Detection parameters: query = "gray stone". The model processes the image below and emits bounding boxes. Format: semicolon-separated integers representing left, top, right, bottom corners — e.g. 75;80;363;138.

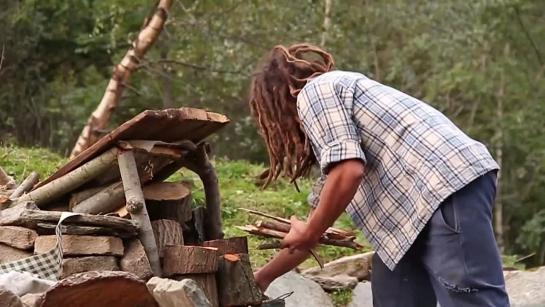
61;256;119;278
348;282;373;307
0;289;23;307
265;271;333;307
505;267;545;307
120;239;153;280
0;243;32;263
0;226;37;250
20;293;44;307
34;235;124;256
306;274;358;291
303;251;374;281
146;277;211;307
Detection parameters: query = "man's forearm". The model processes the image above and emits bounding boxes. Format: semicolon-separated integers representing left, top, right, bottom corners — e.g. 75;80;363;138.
254;249;310;290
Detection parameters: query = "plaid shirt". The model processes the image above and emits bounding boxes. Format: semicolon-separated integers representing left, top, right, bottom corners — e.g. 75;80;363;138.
298;71;499;270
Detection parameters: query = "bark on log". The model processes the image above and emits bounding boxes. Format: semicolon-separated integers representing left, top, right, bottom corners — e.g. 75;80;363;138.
183;206;206;245
151;219;183;257
9;172;39;200
174;274;218;307
36;223;136;238
216;253;262;307
0;202;138;235
70;0;174;158
41;271;158;307
17;148;119;208
202;237;248;255
71;182;125;214
118;150;162;277
163;245;219;276
182;143;223;240
145;182;192;225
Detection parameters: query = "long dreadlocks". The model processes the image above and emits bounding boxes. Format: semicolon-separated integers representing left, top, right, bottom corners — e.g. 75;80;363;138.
249;43;335;186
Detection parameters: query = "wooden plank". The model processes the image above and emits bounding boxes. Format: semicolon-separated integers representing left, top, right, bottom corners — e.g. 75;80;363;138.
203;237;248;255
37;107;229;188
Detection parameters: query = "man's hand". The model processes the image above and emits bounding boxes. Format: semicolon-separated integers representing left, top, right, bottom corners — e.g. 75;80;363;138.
281;216;320;253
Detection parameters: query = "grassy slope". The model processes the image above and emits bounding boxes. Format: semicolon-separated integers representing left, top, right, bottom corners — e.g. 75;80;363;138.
1;145;366;305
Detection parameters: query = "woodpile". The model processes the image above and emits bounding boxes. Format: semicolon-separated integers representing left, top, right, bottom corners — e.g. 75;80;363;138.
0;107;267;306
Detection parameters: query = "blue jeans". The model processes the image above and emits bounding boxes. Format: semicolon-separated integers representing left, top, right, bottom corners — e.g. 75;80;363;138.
371;171;509;307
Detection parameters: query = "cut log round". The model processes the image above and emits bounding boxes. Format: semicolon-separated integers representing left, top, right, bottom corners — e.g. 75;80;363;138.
151;219;183;257
174;273;218;307
202;237;248;255
216;253;262;306
163;245;219;276
41;271;158;307
144;182;192;225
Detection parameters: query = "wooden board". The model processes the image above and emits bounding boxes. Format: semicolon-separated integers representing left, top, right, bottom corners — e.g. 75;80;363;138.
37;107;229;188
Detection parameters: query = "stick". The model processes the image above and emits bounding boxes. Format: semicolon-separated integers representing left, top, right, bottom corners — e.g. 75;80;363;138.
118;149;162;277
9;172;39;200
17;148;119;208
257;240;324;269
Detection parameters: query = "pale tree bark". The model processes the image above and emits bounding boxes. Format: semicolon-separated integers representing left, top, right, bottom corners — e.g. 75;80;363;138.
494;50;507;252
70;0;174;158
320;0;332;47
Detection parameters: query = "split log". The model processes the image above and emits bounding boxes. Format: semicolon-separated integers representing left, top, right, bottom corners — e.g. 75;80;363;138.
71;182;125;214
9;172;39;200
70;0;174;158
174;274;218;307
151;219;183;257
163;246;219;276
0;202;138;235
36;223;136;238
216;253;262;306
41;271;158;307
145;182;192;225
17;148;119;208
182;143;223;240
118;150;162;277
202;237;248;255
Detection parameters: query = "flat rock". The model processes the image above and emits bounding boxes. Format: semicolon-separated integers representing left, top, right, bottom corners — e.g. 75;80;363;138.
34;235;123;256
265;271;333;307
303;251;374;281
62;256;119;278
0;226;38;250
505;266;545;307
348;282;373;307
120;239;153;280
20;293;44;307
147;277;211;307
306;274;359;291
0;289;23;307
0;243;32;263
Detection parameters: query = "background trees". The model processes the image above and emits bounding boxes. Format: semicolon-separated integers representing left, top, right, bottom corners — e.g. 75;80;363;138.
1;0;544;266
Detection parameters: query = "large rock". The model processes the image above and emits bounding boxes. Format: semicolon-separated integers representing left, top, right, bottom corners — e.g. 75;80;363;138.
304;274;358;291
348;282;373;307
265;271;333;307
505;267;545;307
147;277;211;307
61;256;119;278
34;235;123;256
0;226;38;250
120;239;153;280
0;289;23;307
303;251;374;281
0;243;32;263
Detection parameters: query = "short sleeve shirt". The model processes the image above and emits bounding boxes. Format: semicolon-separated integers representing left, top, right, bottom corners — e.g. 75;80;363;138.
297;70;499;270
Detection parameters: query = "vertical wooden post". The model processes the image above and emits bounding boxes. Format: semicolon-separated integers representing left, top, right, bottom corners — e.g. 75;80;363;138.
118;150;162;277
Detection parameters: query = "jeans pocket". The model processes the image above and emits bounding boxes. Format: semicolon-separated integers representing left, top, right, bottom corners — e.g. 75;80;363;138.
437;196;460;233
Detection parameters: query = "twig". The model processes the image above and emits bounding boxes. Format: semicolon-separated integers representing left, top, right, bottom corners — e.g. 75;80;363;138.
258;240;324;269
0;44;4;71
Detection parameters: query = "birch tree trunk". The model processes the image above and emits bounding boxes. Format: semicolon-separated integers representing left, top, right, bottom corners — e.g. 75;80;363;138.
70;0;174;158
320;0;332;47
495;67;505;252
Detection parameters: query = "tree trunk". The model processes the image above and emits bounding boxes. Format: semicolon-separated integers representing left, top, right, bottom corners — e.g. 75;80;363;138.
320;0;332;47
118;150;162;277
151;219;183;257
495;65;505;252
70;0;174;158
145;182;192;225
216;253;262;307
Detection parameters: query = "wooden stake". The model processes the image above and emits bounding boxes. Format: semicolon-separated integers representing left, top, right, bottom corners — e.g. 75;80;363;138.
18;148;119;208
118;149;162;277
